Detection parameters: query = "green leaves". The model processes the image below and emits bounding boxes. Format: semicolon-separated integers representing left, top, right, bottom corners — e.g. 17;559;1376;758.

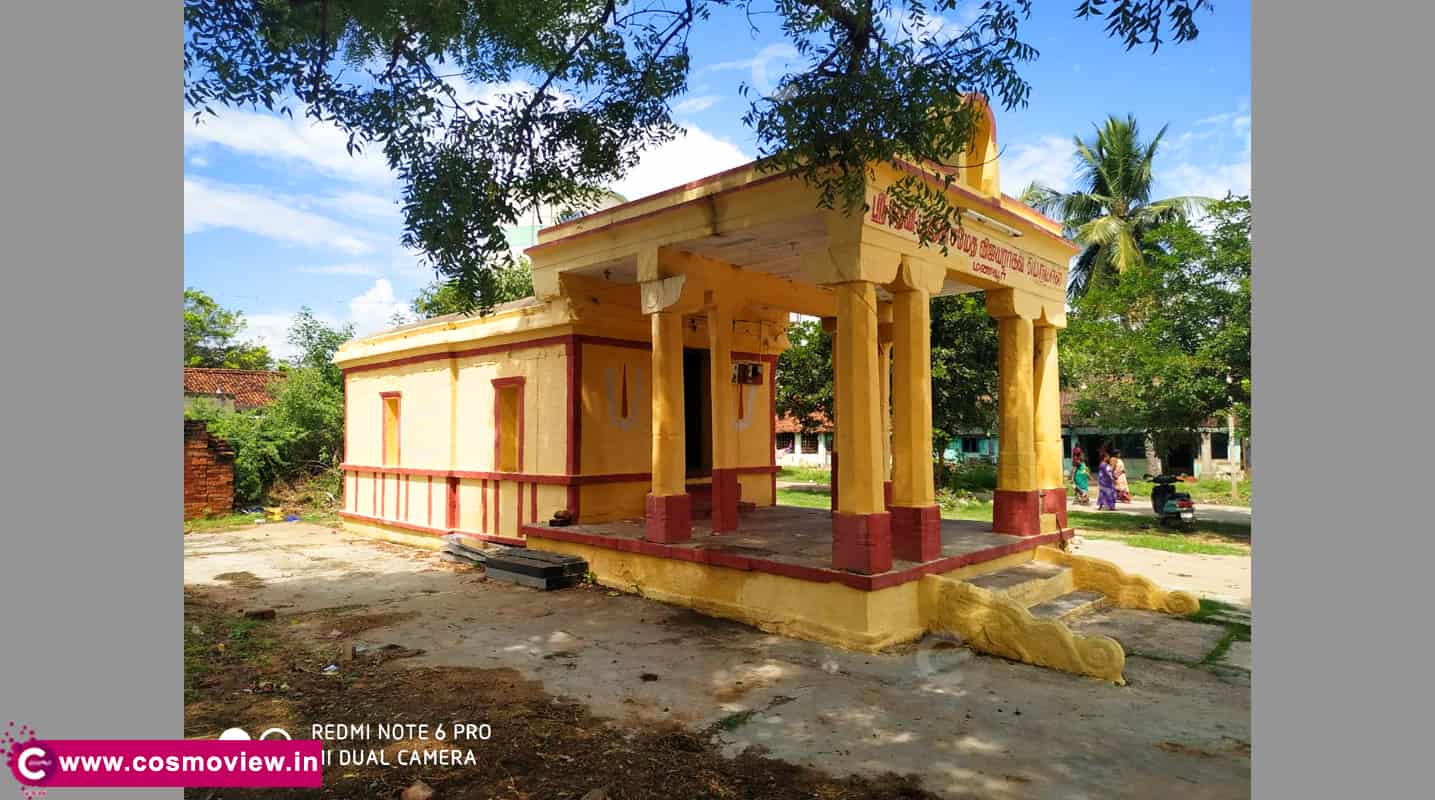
184;287;273;370
1062;194;1251;448
1026;114;1211;301
185;1;1212;309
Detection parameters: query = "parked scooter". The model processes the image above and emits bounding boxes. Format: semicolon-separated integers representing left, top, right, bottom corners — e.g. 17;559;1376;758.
1143;474;1196;527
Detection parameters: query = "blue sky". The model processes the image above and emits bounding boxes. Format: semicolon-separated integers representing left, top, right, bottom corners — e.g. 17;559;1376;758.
183;1;1250;360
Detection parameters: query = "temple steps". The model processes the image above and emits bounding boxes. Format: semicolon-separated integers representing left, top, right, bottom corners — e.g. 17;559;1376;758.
1028;590;1108;621
924;547;1199;684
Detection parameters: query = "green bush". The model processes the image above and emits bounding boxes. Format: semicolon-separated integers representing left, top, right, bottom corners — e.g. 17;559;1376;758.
944;460;997;493
185;366;344;505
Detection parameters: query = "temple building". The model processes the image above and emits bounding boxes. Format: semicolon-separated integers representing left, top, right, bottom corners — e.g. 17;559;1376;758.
333;100;1197;683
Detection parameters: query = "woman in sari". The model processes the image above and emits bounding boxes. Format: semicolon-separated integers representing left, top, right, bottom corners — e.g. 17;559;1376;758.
1111;449;1131;503
1096;453;1118;510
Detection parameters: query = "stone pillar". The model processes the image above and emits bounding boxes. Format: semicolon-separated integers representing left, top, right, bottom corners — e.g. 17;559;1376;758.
889;282;941;561
987;290;1040;536
1199;430;1214;477
1033;322;1067;532
878;337;894;510
646;309;690;542
821;316;839;514
831;281;892;573
708;307;739;532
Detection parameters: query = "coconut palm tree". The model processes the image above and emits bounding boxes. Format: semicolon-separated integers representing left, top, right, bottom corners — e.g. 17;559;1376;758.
1022;115;1208;302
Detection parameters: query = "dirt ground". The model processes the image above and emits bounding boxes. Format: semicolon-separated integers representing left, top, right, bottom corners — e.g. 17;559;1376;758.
184;523;1250;799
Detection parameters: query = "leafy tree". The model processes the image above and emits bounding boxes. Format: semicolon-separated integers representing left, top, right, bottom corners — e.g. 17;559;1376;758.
184;287;273;369
411;258;535;319
929;293;998;454
775;294;1000;457
185;0;1211;311
286;307;355;390
1060;195;1251;457
1022;115;1208;301
774;318;832;433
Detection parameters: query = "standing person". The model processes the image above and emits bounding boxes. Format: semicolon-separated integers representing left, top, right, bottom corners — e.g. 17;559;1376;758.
1111;448;1131;503
1072;458;1091;505
1097;453;1118;510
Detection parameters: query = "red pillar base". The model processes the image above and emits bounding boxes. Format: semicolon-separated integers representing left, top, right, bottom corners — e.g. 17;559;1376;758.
829;452;839;514
832;511;893;574
1039;487;1069;529
890;505;942;562
711;468;740;532
883;480;893;510
645;493;692;543
992;489;1042;536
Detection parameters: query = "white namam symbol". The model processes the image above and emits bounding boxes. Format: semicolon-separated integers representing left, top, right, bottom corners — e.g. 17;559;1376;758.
734;385;757;432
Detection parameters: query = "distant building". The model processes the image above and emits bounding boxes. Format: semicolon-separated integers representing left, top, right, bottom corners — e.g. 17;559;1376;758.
774;412;834;467
183;368;284;412
944;391;1246;480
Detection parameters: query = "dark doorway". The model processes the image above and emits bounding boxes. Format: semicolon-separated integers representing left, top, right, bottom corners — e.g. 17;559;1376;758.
1164;441;1196;476
682;348;712;476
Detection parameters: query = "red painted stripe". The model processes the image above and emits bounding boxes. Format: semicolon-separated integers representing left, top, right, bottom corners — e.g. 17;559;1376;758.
338;511;526;548
427;475;433;526
495;480;501;536
342;334;572;375
517;482;524;528
339;464;572;484
404;475;410;521
445;476;459;529
481;479;488;533
566;337;583;520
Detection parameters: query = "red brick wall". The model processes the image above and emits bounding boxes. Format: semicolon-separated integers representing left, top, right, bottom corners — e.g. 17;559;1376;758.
184;420;236;519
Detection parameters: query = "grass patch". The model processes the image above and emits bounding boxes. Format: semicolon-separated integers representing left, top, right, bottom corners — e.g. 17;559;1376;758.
183;601;280;702
1127;477;1252;507
184;511;264;533
1085;533;1248;556
776;466;831;484
1189;598;1252;640
777;488;1251;548
710;709;758;733
775;486;832;509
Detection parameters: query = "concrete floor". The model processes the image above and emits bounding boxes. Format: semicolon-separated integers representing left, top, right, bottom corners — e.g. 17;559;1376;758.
185;523;1251;799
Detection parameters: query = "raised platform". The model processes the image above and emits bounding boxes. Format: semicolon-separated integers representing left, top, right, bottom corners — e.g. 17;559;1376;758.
521;506;1076;652
522;505;1072;591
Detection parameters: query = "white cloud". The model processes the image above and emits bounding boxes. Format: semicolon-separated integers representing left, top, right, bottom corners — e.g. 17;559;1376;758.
189;155;208;168
609;124;751;201
183;108;395;186
705;43;800;96
1161;160;1251;200
673;95;719;114
184;178;372;255
242;312;305;362
319;190;402;222
296;263;382;276
1000;135;1077;196
348;278;409;334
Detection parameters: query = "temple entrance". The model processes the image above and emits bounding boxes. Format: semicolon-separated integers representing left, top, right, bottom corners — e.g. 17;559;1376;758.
682;347;712;475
